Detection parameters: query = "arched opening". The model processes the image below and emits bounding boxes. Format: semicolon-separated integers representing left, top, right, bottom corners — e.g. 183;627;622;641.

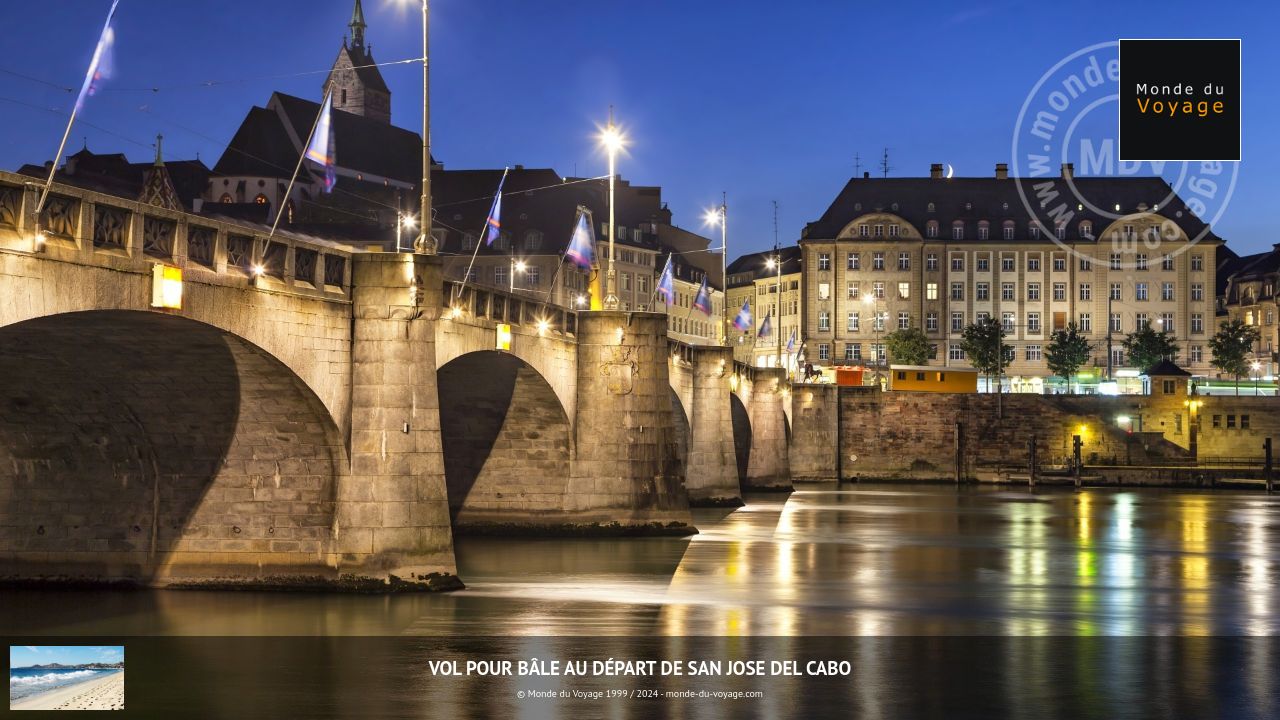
0;311;345;583
730;394;752;485
668;388;689;477
437;351;571;530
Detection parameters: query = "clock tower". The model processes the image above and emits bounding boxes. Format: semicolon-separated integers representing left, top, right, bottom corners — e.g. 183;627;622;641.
322;0;392;124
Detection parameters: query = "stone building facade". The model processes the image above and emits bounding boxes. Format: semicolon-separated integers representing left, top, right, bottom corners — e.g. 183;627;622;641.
1219;243;1280;381
726;247;802;369
797;163;1224;390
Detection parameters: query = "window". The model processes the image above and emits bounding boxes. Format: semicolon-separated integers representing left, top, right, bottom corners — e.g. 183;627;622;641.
977;283;990;301
926;312;939;331
898;312;910;329
1242;415;1251;429
1163;379;1176;395
1135;282;1148;301
847;312;860;332
254;194;269;204
1053;283;1066;301
846;343;861;361
898;252;910;270
872;344;886;363
1191;283;1204;301
874;281;885;299
873;252;885;271
1027;313;1041;333
1028;257;1041;271
1110;253;1122;271
817;252;830;271
898;282;910;300
927;253;939;270
1137;312;1149;329
1110;283;1122;301
1079;221;1094;238
978;224;990;240
1078;313;1092;332
889;224;900;237
951;312;964;332
1136;254;1148;271
819;343;830;361
978;257;990;272
1002;283;1015;301
818;282;830;300
859;225;870;238
620;273;632;292
1026;345;1042;361
1191;255;1204;271
527;267;541;286
977;311;991;324
1002;312;1015;332
1110;313;1122;332
874;224;884;237
952;222;965;240
495;266;509;286
1162;255;1175;271
1030;225;1041;240
818;311;830;331
926;283;938;300
1227;415;1236;429
1160;312;1174;333
951;256;964;271
847;281;860;299
1112;348;1126;367
927;221;939;238
1053;257;1066;272
1079;283;1091;301
638;275;649;295
1191;345;1203;363
1056;224;1067;240
1028;283;1041;301
1212;414;1222;428
1080;257;1092;271
1003;224;1015;240
949;344;966;360
1002;257;1015;272
1162;282;1174;301
951;283;964;300
847;252;860;270
873;313;886;332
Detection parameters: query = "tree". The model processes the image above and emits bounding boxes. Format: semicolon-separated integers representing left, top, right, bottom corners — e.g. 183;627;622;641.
1209;318;1261;395
1122;324;1179;373
960;318;1012;383
1045;322;1093;392
884;327;931;366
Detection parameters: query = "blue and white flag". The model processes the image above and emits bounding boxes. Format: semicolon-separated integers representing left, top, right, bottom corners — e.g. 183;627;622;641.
692;276;712;315
304;93;336;193
656;256;674;306
757;310;772;339
484;174;505;245
732;301;752;332
74;0;120;113
566;210;595;269
786;329;796;352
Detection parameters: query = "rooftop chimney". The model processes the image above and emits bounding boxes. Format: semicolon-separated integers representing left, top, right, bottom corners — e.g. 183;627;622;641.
995;163;1008;180
930;163;944;179
863;171;870;179
1061;162;1074;179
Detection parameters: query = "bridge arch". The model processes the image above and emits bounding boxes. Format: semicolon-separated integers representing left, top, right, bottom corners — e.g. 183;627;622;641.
436;350;572;530
0;310;346;584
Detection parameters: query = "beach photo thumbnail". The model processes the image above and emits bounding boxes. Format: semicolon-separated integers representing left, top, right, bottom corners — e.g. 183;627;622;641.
9;645;124;711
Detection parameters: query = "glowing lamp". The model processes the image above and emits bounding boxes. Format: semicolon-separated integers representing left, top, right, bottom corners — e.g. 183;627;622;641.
151;264;183;309
496;323;512;351
536;318;550;336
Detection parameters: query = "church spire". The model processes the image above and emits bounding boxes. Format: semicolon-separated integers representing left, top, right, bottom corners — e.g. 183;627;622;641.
349;0;367;49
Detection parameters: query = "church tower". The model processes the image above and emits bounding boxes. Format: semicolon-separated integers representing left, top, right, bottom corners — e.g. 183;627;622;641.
323;0;391;123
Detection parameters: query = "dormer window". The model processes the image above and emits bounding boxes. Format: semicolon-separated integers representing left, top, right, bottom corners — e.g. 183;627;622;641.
952;221;964;240
1079;220;1093;238
1002;220;1015;240
977;221;990;240
926;220;938;238
927;202;936;213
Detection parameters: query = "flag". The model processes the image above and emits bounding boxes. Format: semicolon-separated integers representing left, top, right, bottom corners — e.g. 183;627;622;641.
566;211;595;269
692;276;712;315
757;310;772;339
786;329;796;353
656;256;674;306
483;174;506;245
74;0;120;113
305;93;336;193
732;301;752;332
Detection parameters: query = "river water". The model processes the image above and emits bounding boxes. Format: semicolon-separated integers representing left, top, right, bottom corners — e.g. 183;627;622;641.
5;484;1280;718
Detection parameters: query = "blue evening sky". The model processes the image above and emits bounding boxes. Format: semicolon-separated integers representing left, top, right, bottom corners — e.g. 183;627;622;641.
9;645;123;668
1;1;1276;254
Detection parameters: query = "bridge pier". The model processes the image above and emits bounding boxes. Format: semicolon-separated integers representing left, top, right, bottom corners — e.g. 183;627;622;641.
339;254;461;589
563;312;695;534
745;368;793;492
683;346;742;506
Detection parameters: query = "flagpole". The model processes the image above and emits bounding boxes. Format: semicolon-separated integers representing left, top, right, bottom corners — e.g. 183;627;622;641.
456;167;508;305
35;0;120;219
269;87;333;241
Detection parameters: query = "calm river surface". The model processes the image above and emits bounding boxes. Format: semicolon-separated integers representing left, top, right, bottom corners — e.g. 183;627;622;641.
6;483;1280;636
6;484;1280;718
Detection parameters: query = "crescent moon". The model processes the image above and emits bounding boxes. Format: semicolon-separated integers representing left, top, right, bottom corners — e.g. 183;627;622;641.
945;164;954;179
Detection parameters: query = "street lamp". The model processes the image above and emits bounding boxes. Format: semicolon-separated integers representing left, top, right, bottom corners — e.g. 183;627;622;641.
392;0;433;251
704;200;727;344
511;259;526;293
766;255;783;371
396;212;417;252
863;292;883;386
598;113;626;311
1252;360;1262;396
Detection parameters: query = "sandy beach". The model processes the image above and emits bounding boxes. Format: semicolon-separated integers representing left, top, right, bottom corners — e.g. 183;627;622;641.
10;670;124;711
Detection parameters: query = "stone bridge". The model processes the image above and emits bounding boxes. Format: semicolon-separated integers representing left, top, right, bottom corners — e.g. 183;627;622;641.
0;172;790;591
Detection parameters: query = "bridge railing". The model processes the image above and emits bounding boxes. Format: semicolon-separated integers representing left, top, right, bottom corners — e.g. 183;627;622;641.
0;171;354;300
443;279;577;336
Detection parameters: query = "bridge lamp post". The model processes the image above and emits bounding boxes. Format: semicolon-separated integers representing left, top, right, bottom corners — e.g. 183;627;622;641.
598;114;626;311
511;259;526;293
766;255;783;372
1253;360;1262;395
863;292;884;386
397;213;417;252
704;201;728;344
394;0;433;252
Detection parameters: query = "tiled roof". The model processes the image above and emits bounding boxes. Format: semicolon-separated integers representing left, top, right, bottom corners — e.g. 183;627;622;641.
726;246;802;287
16;147;210;211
